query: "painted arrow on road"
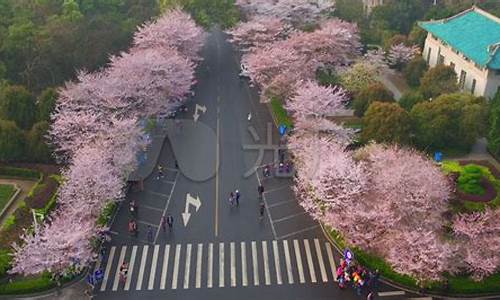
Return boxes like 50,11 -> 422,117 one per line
182,193 -> 202,226
193,104 -> 207,122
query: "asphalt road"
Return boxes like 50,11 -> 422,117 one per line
93,29 -> 417,300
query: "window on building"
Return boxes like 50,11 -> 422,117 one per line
427,48 -> 432,62
450,62 -> 455,70
437,54 -> 445,65
459,70 -> 467,89
471,79 -> 476,95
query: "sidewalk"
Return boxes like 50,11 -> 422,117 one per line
377,69 -> 409,101
449,138 -> 500,170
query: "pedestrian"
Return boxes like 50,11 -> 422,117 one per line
119,261 -> 129,282
160,216 -> 167,232
175,160 -> 179,169
157,165 -> 164,180
166,214 -> 174,231
259,202 -> 265,219
258,184 -> 264,198
147,225 -> 154,243
367,292 -> 375,300
368,269 -> 380,291
229,192 -> 235,206
235,190 -> 240,206
247,112 -> 252,121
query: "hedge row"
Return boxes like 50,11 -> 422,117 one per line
0,167 -> 41,180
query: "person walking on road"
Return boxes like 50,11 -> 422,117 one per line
147,225 -> 154,243
229,192 -> 235,206
235,189 -> 241,206
160,216 -> 167,232
258,184 -> 264,198
259,202 -> 265,219
166,215 -> 174,232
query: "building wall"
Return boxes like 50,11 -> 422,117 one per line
423,33 -> 499,98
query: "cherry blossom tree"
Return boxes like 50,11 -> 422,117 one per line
453,209 -> 500,280
228,16 -> 289,52
386,43 -> 420,70
286,80 -> 347,118
133,8 -> 205,61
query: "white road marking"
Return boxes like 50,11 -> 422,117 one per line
293,240 -> 305,284
283,240 -> 294,284
154,171 -> 178,243
255,172 -> 277,239
314,239 -> 328,282
267,199 -> 295,208
241,242 -> 248,286
272,240 -> 283,285
196,243 -> 203,288
141,205 -> 163,212
183,244 -> 192,289
112,246 -> 127,291
278,225 -> 319,240
160,245 -> 170,290
207,243 -> 213,288
262,241 -> 271,285
100,246 -> 116,291
124,246 -> 137,291
304,240 -> 317,283
219,242 -> 225,288
136,245 -> 149,290
137,220 -> 159,228
378,291 -> 406,297
251,241 -> 259,286
272,211 -> 307,223
148,245 -> 159,290
324,242 -> 337,282
230,242 -> 236,287
171,244 -> 181,289
148,191 -> 170,198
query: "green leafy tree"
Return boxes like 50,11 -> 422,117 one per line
408,25 -> 427,49
353,82 -> 394,117
399,90 -> 424,111
411,93 -> 488,151
420,65 -> 458,99
0,85 -> 36,129
0,120 -> 25,162
162,0 -> 239,29
488,92 -> 500,159
361,101 -> 412,145
403,57 -> 427,87
26,121 -> 52,163
339,62 -> 378,96
334,0 -> 364,23
37,87 -> 57,122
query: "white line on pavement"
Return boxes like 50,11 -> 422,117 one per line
160,245 -> 170,290
304,239 -> 317,283
278,225 -> 320,240
314,239 -> 328,283
378,291 -> 406,297
272,211 -> 307,224
262,241 -> 271,285
251,241 -> 259,286
100,246 -> 116,291
230,242 -> 236,287
241,242 -> 248,287
141,205 -> 164,212
196,243 -> 203,288
283,240 -> 294,284
219,242 -> 225,288
255,173 -> 278,239
324,242 -> 337,282
112,246 -> 127,291
124,246 -> 137,291
293,240 -> 305,284
147,190 -> 170,198
148,245 -> 159,290
171,244 -> 181,289
154,171 -> 178,243
272,240 -> 283,285
207,243 -> 213,288
184,244 -> 192,289
267,199 -> 296,208
137,220 -> 159,228
136,245 -> 149,290
262,185 -> 289,195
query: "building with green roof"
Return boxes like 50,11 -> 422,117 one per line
419,6 -> 500,99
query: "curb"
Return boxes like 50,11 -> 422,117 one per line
0,184 -> 21,226
319,222 -> 500,300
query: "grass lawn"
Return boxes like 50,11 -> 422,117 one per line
0,184 -> 16,213
270,97 -> 293,128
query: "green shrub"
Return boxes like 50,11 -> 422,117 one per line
0,249 -> 12,278
0,167 -> 40,180
399,90 -> 424,111
0,120 -> 25,162
403,57 -> 427,87
270,97 -> 293,128
353,82 -> 394,117
0,272 -> 55,295
97,201 -> 118,226
2,215 -> 16,230
458,165 -> 485,195
316,68 -> 341,87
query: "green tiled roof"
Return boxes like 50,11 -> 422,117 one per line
419,8 -> 500,69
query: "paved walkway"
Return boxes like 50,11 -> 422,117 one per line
0,178 -> 37,227
377,69 -> 409,101
449,138 -> 500,170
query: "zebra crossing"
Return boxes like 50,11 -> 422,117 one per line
98,238 -> 338,292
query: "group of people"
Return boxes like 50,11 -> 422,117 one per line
228,189 -> 241,206
337,257 -> 379,299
